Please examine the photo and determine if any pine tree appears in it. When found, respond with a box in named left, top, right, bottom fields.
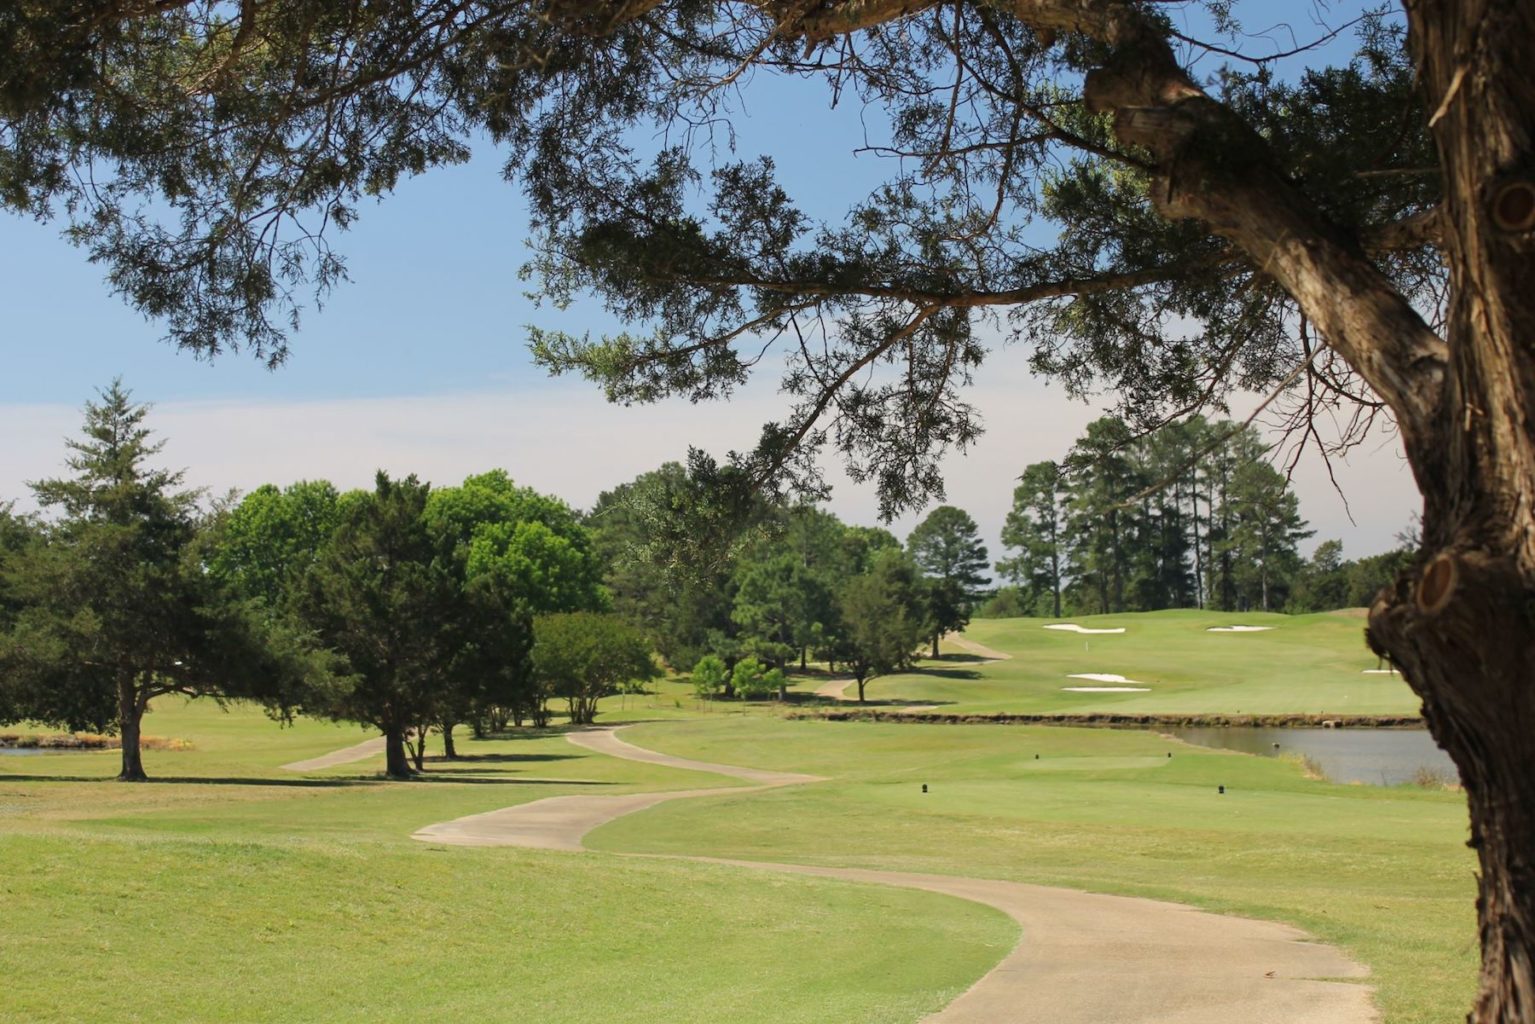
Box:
left=0, top=382, right=327, bottom=780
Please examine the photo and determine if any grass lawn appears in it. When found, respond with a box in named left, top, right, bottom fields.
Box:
left=0, top=614, right=1479, bottom=1024
left=856, top=609, right=1422, bottom=715
left=591, top=715, right=1475, bottom=1024
left=0, top=698, right=1012, bottom=1024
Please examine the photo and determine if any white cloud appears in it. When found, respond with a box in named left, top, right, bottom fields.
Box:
left=1, top=368, right=1418, bottom=566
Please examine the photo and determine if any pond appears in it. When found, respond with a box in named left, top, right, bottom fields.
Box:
left=0, top=746, right=96, bottom=757
left=1166, top=726, right=1459, bottom=786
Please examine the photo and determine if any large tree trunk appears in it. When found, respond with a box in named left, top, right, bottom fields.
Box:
left=441, top=721, right=457, bottom=759
left=383, top=723, right=412, bottom=779
left=1372, top=555, right=1535, bottom=1021
left=1382, top=4, right=1535, bottom=1017
left=115, top=676, right=146, bottom=782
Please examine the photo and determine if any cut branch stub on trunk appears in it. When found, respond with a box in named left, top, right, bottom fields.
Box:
left=1491, top=181, right=1535, bottom=233
left=1416, top=553, right=1459, bottom=615
left=1369, top=548, right=1535, bottom=1022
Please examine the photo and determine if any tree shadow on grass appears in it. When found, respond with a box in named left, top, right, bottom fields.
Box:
left=925, top=653, right=1004, bottom=664
left=424, top=753, right=581, bottom=765
left=911, top=668, right=984, bottom=681
left=0, top=774, right=375, bottom=787
left=793, top=695, right=959, bottom=709
left=398, top=774, right=612, bottom=786
left=0, top=773, right=610, bottom=787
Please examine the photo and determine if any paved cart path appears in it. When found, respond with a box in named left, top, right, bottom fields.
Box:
left=280, top=735, right=386, bottom=772
left=411, top=725, right=1376, bottom=1024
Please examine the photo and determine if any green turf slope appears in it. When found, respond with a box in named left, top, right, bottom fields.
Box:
left=594, top=716, right=1474, bottom=1024
left=858, top=609, right=1421, bottom=715
left=0, top=699, right=1013, bottom=1024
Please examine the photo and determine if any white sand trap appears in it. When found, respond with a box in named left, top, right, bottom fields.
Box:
left=1063, top=686, right=1151, bottom=693
left=1207, top=625, right=1275, bottom=632
left=1044, top=623, right=1127, bottom=635
left=1362, top=669, right=1398, bottom=674
left=1065, top=673, right=1149, bottom=692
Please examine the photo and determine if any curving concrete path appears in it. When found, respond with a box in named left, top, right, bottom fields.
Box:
left=815, top=676, right=856, bottom=700
left=943, top=632, right=1015, bottom=662
left=412, top=726, right=1377, bottom=1024
left=281, top=735, right=386, bottom=772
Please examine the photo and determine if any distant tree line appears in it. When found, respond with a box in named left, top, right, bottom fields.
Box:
left=985, top=415, right=1413, bottom=618
left=2, top=388, right=1408, bottom=782
left=0, top=384, right=652, bottom=780
left=586, top=459, right=990, bottom=700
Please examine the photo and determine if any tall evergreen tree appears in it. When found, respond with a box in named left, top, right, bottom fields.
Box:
left=301, top=472, right=455, bottom=778
left=1062, top=418, right=1145, bottom=614
left=825, top=548, right=926, bottom=702
left=996, top=462, right=1064, bottom=617
left=0, top=382, right=328, bottom=780
left=907, top=505, right=988, bottom=656
left=1223, top=459, right=1314, bottom=611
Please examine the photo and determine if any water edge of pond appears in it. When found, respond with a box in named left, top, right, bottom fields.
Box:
left=1165, top=726, right=1458, bottom=787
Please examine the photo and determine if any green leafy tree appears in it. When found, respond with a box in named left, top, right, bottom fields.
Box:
left=427, top=470, right=605, bottom=743
left=13, top=6, right=1535, bottom=1010
left=689, top=654, right=729, bottom=700
left=996, top=461, right=1065, bottom=617
left=906, top=506, right=988, bottom=656
left=731, top=552, right=833, bottom=670
left=0, top=383, right=331, bottom=780
left=209, top=480, right=345, bottom=610
left=830, top=551, right=926, bottom=702
left=729, top=656, right=773, bottom=702
left=301, top=472, right=455, bottom=778
left=1289, top=540, right=1351, bottom=613
left=587, top=457, right=774, bottom=670
left=0, top=505, right=33, bottom=724
left=531, top=612, right=656, bottom=725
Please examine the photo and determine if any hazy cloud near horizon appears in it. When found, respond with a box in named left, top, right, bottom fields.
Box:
left=1, top=364, right=1420, bottom=571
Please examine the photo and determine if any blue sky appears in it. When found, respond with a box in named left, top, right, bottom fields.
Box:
left=0, top=2, right=1418, bottom=561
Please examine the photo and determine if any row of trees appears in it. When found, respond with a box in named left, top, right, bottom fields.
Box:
left=587, top=460, right=995, bottom=700
left=992, top=416, right=1322, bottom=616
left=0, top=384, right=653, bottom=780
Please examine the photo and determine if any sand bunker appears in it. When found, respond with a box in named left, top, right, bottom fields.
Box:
left=1064, top=673, right=1150, bottom=692
left=1063, top=686, right=1151, bottom=693
left=1044, top=624, right=1127, bottom=635
left=1206, top=625, right=1275, bottom=632
left=1362, top=668, right=1398, bottom=675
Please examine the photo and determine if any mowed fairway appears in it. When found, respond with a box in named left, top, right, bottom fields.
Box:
left=0, top=655, right=1477, bottom=1024
left=859, top=609, right=1421, bottom=715
left=592, top=717, right=1476, bottom=1024
left=0, top=699, right=1012, bottom=1024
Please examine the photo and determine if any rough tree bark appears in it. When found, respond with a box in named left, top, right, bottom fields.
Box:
left=115, top=674, right=147, bottom=782
left=1365, top=3, right=1535, bottom=1019
left=383, top=722, right=412, bottom=779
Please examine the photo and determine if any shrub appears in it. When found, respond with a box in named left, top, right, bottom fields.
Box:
left=732, top=657, right=773, bottom=701
left=1411, top=764, right=1458, bottom=789
left=691, top=654, right=729, bottom=699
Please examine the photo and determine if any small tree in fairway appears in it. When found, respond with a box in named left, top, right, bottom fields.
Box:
left=531, top=612, right=655, bottom=726
left=0, top=382, right=329, bottom=781
left=828, top=551, right=925, bottom=703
